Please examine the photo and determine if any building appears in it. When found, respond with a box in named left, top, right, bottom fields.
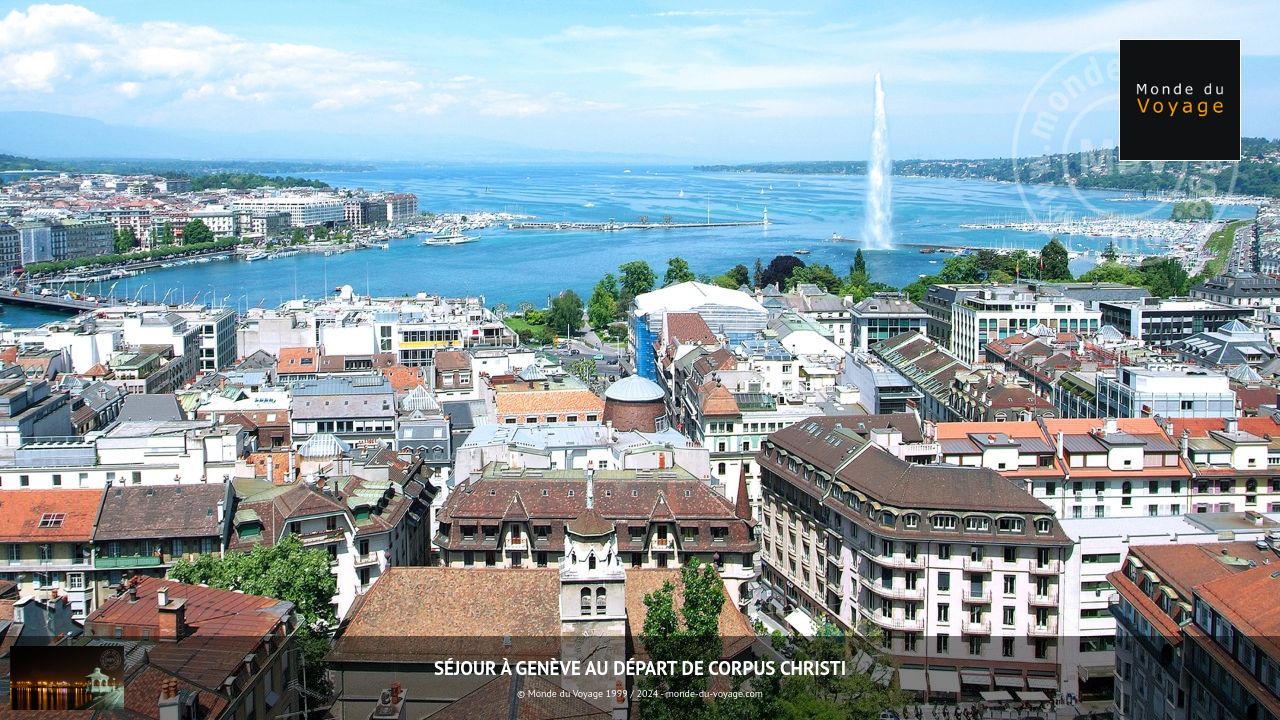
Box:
left=187, top=207, right=240, bottom=238
left=488, top=369, right=604, bottom=426
left=758, top=416, right=1074, bottom=698
left=242, top=210, right=291, bottom=239
left=1191, top=270, right=1280, bottom=317
left=384, top=193, right=418, bottom=223
left=1093, top=365, right=1238, bottom=419
left=290, top=376, right=397, bottom=446
left=81, top=577, right=301, bottom=720
left=1174, top=319, right=1279, bottom=371
left=950, top=285, right=1101, bottom=364
left=0, top=365, right=74, bottom=463
left=774, top=284, right=855, bottom=351
left=0, top=488, right=100, bottom=617
left=95, top=206, right=154, bottom=245
left=1098, top=297, right=1252, bottom=346
left=1169, top=416, right=1280, bottom=514
left=839, top=351, right=924, bottom=415
left=15, top=216, right=113, bottom=264
left=630, top=282, right=768, bottom=381
left=0, top=222, right=21, bottom=272
left=602, top=375, right=667, bottom=432
left=230, top=195, right=344, bottom=227
left=431, top=349, right=474, bottom=398
left=850, top=293, right=929, bottom=352
left=871, top=331, right=970, bottom=422
left=1108, top=541, right=1280, bottom=720
left=433, top=463, right=758, bottom=605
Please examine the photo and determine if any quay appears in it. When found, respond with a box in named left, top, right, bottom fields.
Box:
left=508, top=212, right=769, bottom=233
left=0, top=289, right=106, bottom=312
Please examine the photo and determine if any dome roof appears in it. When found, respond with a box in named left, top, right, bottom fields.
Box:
left=604, top=375, right=664, bottom=403
left=298, top=433, right=351, bottom=459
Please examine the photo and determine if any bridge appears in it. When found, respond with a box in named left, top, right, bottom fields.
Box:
left=0, top=289, right=104, bottom=313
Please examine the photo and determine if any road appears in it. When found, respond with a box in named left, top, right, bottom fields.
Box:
left=545, top=335, right=626, bottom=382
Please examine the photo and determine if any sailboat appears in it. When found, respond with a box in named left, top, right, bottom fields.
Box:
left=679, top=189, right=685, bottom=198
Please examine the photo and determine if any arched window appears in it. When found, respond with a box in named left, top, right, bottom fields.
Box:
left=588, top=554, right=597, bottom=571
left=596, top=588, right=607, bottom=615
left=1247, top=479, right=1258, bottom=492
left=580, top=588, right=591, bottom=615
left=1122, top=482, right=1132, bottom=494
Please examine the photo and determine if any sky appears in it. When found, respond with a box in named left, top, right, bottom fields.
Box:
left=0, top=0, right=1278, bottom=162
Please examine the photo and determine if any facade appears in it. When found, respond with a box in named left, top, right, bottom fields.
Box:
left=1108, top=541, right=1280, bottom=720
left=951, top=285, right=1101, bottom=364
left=1099, top=297, right=1252, bottom=346
left=1191, top=270, right=1280, bottom=317
left=0, top=222, right=21, bottom=272
left=230, top=195, right=345, bottom=227
left=759, top=416, right=1074, bottom=698
left=384, top=193, right=418, bottom=223
left=433, top=464, right=758, bottom=605
left=1170, top=416, right=1280, bottom=515
left=1094, top=366, right=1238, bottom=419
left=290, top=376, right=397, bottom=445
left=0, top=488, right=100, bottom=617
left=15, top=217, right=113, bottom=264
left=775, top=284, right=855, bottom=351
left=850, top=293, right=929, bottom=352
left=0, top=365, right=74, bottom=463
left=187, top=207, right=240, bottom=237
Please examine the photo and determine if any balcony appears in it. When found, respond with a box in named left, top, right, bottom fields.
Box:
left=1028, top=618, right=1059, bottom=636
left=963, top=588, right=992, bottom=603
left=864, top=579, right=925, bottom=601
left=651, top=537, right=675, bottom=552
left=861, top=548, right=924, bottom=569
left=6, top=558, right=93, bottom=570
left=353, top=552, right=381, bottom=567
left=1029, top=593, right=1059, bottom=607
left=299, top=529, right=346, bottom=547
left=868, top=613, right=924, bottom=631
left=506, top=536, right=527, bottom=550
left=962, top=619, right=992, bottom=634
left=95, top=555, right=164, bottom=569
left=1029, top=560, right=1062, bottom=575
left=963, top=557, right=993, bottom=571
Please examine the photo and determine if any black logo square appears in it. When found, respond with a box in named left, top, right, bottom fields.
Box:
left=1120, top=39, right=1240, bottom=161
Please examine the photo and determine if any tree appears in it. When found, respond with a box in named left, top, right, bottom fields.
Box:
left=1102, top=240, right=1119, bottom=262
left=313, top=225, right=330, bottom=241
left=1140, top=257, right=1191, bottom=297
left=1078, top=261, right=1143, bottom=285
left=588, top=276, right=619, bottom=329
left=726, top=264, right=750, bottom=288
left=492, top=302, right=509, bottom=319
left=619, top=260, right=656, bottom=299
left=516, top=301, right=535, bottom=316
left=182, top=219, right=214, bottom=246
left=768, top=623, right=908, bottom=720
left=758, top=255, right=806, bottom=290
left=664, top=256, right=696, bottom=286
left=158, top=222, right=176, bottom=247
left=1039, top=238, right=1072, bottom=281
left=290, top=227, right=306, bottom=245
left=169, top=535, right=337, bottom=705
left=546, top=289, right=585, bottom=336
left=789, top=263, right=842, bottom=293
left=567, top=357, right=597, bottom=385
left=752, top=258, right=764, bottom=288
left=637, top=559, right=725, bottom=720
left=853, top=249, right=867, bottom=276
left=113, top=228, right=136, bottom=254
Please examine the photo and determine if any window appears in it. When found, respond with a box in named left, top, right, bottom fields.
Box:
left=485, top=551, right=496, bottom=567
left=1035, top=518, right=1051, bottom=534
left=580, top=588, right=592, bottom=616
left=1002, top=637, right=1015, bottom=657
left=51, top=474, right=61, bottom=487
left=937, top=603, right=950, bottom=623
left=596, top=588, right=607, bottom=615
left=938, top=544, right=951, bottom=560
left=37, top=513, right=65, bottom=529
left=936, top=635, right=949, bottom=655
left=1002, top=575, right=1016, bottom=595
left=996, top=517, right=1024, bottom=533
left=1003, top=607, right=1015, bottom=626
left=937, top=571, right=950, bottom=592
left=19, top=475, right=29, bottom=487
left=1003, top=546, right=1017, bottom=563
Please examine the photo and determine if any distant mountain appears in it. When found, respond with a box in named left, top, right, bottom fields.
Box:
left=0, top=111, right=678, bottom=164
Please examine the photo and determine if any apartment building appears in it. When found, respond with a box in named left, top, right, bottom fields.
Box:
left=872, top=331, right=970, bottom=422
left=433, top=464, right=759, bottom=605
left=1191, top=270, right=1280, bottom=317
left=0, top=488, right=100, bottom=617
left=1109, top=541, right=1280, bottom=720
left=773, top=283, right=855, bottom=351
left=230, top=195, right=345, bottom=227
left=1099, top=297, right=1252, bottom=346
left=384, top=193, right=419, bottom=223
left=0, top=365, right=74, bottom=462
left=851, top=293, right=929, bottom=352
left=290, top=375, right=397, bottom=446
left=950, top=285, right=1101, bottom=364
left=759, top=416, right=1073, bottom=699
left=0, top=222, right=21, bottom=272
left=1169, top=416, right=1280, bottom=514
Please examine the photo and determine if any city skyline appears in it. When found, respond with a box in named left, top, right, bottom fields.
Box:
left=1, top=1, right=1278, bottom=162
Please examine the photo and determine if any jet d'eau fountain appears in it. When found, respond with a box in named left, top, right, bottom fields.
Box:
left=863, top=73, right=893, bottom=250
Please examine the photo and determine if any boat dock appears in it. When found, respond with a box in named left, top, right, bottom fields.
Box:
left=0, top=289, right=105, bottom=312
left=508, top=214, right=769, bottom=233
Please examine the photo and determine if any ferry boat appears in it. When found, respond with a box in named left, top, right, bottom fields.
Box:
left=243, top=251, right=268, bottom=262
left=794, top=249, right=811, bottom=255
left=831, top=232, right=846, bottom=241
left=424, top=230, right=479, bottom=246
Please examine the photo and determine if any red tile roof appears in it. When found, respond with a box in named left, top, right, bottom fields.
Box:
left=433, top=349, right=472, bottom=371
left=1169, top=416, right=1280, bottom=438
left=276, top=347, right=317, bottom=374
left=380, top=365, right=424, bottom=394
left=0, top=489, right=102, bottom=542
left=665, top=312, right=718, bottom=346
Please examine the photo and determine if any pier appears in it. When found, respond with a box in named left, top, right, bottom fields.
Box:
left=508, top=213, right=769, bottom=233
left=0, top=289, right=105, bottom=313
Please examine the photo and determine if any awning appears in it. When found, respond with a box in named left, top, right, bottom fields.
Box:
left=1017, top=690, right=1050, bottom=702
left=994, top=674, right=1023, bottom=688
left=898, top=667, right=928, bottom=692
left=928, top=668, right=961, bottom=694
left=960, top=670, right=990, bottom=685
left=784, top=609, right=816, bottom=638
left=980, top=690, right=1013, bottom=702
left=1026, top=677, right=1058, bottom=690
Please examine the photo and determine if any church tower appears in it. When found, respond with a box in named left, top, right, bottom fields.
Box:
left=558, top=465, right=628, bottom=720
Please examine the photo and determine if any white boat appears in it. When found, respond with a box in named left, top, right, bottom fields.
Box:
left=424, top=230, right=479, bottom=246
left=583, top=202, right=595, bottom=208
left=831, top=232, right=846, bottom=241
left=244, top=251, right=268, bottom=262
left=794, top=249, right=811, bottom=255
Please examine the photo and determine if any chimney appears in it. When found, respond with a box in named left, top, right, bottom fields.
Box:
left=1225, top=417, right=1239, bottom=434
left=1055, top=430, right=1064, bottom=460
left=128, top=585, right=138, bottom=603
left=157, top=586, right=168, bottom=607
left=585, top=463, right=595, bottom=509
left=370, top=683, right=408, bottom=720
left=158, top=679, right=182, bottom=720
left=1103, top=418, right=1118, bottom=435
left=158, top=593, right=187, bottom=642
left=216, top=498, right=225, bottom=524
left=1180, top=429, right=1190, bottom=459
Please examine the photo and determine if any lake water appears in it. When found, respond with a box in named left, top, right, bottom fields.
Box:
left=5, top=165, right=1255, bottom=327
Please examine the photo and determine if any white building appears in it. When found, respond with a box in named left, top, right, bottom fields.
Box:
left=1094, top=365, right=1237, bottom=419
left=231, top=196, right=345, bottom=227
left=951, top=286, right=1101, bottom=364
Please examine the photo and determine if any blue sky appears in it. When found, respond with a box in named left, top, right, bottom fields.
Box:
left=0, top=1, right=1277, bottom=161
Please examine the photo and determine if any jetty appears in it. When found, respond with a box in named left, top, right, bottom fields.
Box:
left=0, top=289, right=106, bottom=312
left=508, top=211, right=770, bottom=233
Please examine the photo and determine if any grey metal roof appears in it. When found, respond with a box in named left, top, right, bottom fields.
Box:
left=116, top=394, right=183, bottom=423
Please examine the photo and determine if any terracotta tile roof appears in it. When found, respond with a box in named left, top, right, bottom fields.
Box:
left=429, top=674, right=610, bottom=720
left=1129, top=542, right=1269, bottom=600
left=495, top=390, right=604, bottom=418
left=1043, top=417, right=1167, bottom=435
left=94, top=484, right=225, bottom=542
left=0, top=346, right=17, bottom=364
left=935, top=421, right=1049, bottom=440
left=567, top=507, right=614, bottom=536
left=1169, top=416, right=1280, bottom=438
left=276, top=347, right=317, bottom=374
left=665, top=312, right=718, bottom=346
left=0, top=489, right=102, bottom=542
left=625, top=569, right=755, bottom=660
left=380, top=365, right=424, bottom=394
left=122, top=664, right=230, bottom=720
left=83, top=362, right=112, bottom=378
left=433, top=349, right=472, bottom=371
left=245, top=451, right=297, bottom=485
left=698, top=381, right=739, bottom=416
left=1195, top=564, right=1280, bottom=660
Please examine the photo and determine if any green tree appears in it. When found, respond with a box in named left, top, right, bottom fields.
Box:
left=759, top=255, right=806, bottom=290
left=637, top=558, right=725, bottom=720
left=725, top=264, right=750, bottom=288
left=169, top=534, right=337, bottom=705
left=290, top=227, right=306, bottom=245
left=1039, top=238, right=1072, bottom=280
left=1102, top=240, right=1119, bottom=262
left=158, top=222, right=176, bottom=246
left=853, top=249, right=867, bottom=276
left=619, top=260, right=657, bottom=298
left=567, top=357, right=597, bottom=385
left=789, top=263, right=842, bottom=293
left=113, top=228, right=137, bottom=254
left=313, top=225, right=330, bottom=241
left=752, top=258, right=764, bottom=288
left=663, top=256, right=696, bottom=286
left=546, top=289, right=585, bottom=336
left=588, top=276, right=619, bottom=329
left=492, top=302, right=509, bottom=318
left=1140, top=257, right=1191, bottom=297
left=182, top=218, right=214, bottom=246
left=769, top=623, right=908, bottom=720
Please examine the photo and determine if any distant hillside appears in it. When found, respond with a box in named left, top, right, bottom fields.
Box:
left=0, top=153, right=48, bottom=171
left=697, top=138, right=1280, bottom=197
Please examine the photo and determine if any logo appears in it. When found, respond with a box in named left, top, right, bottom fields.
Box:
left=1120, top=40, right=1240, bottom=161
